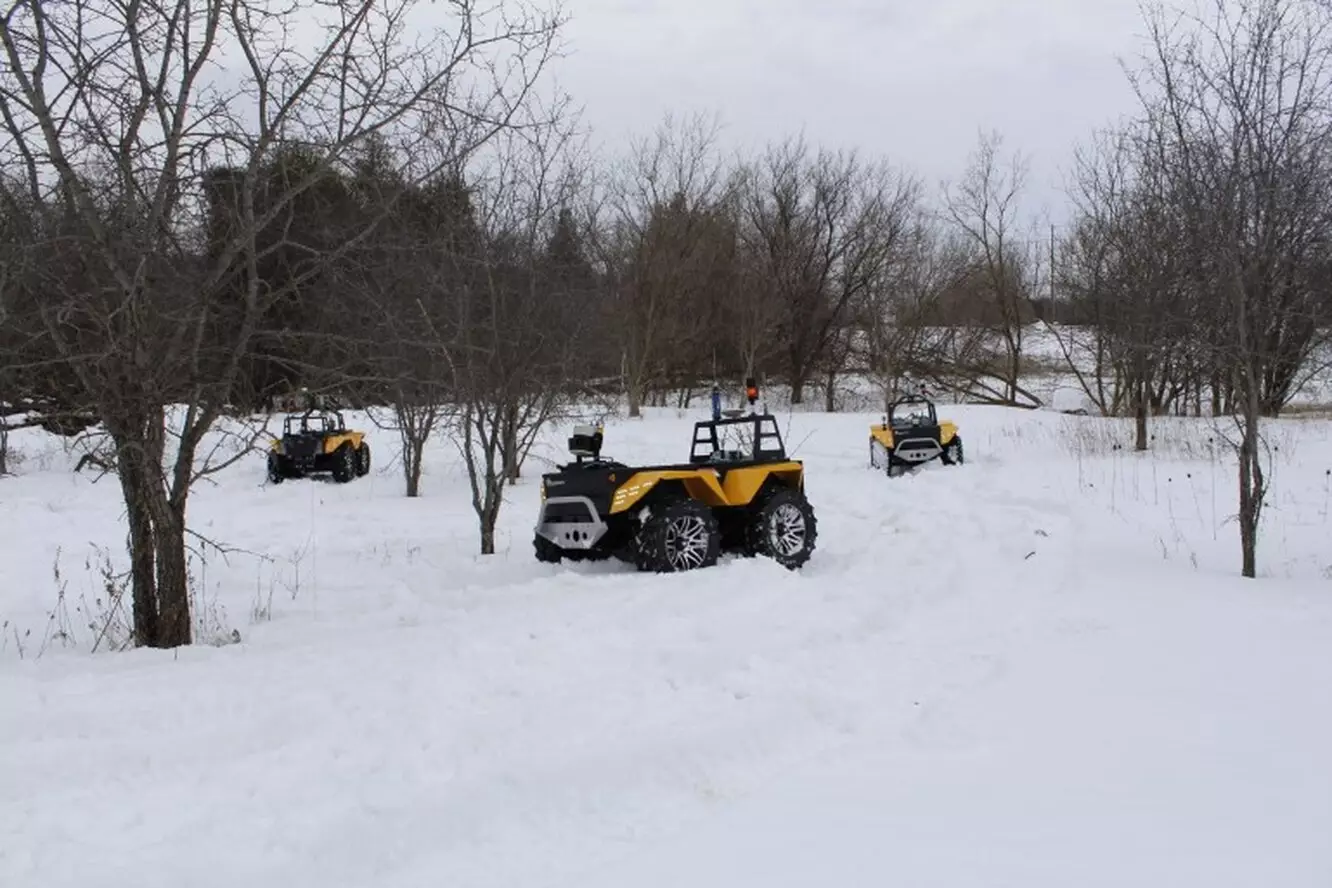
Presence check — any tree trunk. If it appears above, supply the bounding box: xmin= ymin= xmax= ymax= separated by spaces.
xmin=0 ymin=421 xmax=8 ymax=475
xmin=502 ymin=404 xmax=520 ymax=485
xmin=395 ymin=403 xmax=440 ymax=497
xmin=1259 ymin=351 xmax=1307 ymax=418
xmin=1134 ymin=377 xmax=1149 ymax=452
xmin=823 ymin=369 xmax=836 ymax=412
xmin=1237 ymin=386 xmax=1265 ymax=580
xmin=153 ymin=516 xmax=192 ymax=646
xmin=1223 ymin=369 xmax=1238 ymax=415
xmin=480 ymin=488 xmax=500 ymax=555
xmin=113 ymin=420 xmax=192 ymax=648
xmin=787 ymin=338 xmax=811 ymax=406
xmin=1237 ymin=414 xmax=1262 ymax=578
xmin=117 ymin=450 xmax=160 ymax=646
xmin=1260 ymin=391 xmax=1287 ymax=419
xmin=1150 ymin=377 xmax=1167 ymax=414
xmin=1006 ymin=342 xmax=1021 ymax=405
xmin=403 ymin=438 xmax=423 ymax=497
xmin=789 ymin=374 xmax=806 ymax=406
xmin=627 ymin=380 xmax=644 ymax=418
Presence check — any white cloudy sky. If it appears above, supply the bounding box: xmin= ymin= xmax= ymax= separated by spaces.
xmin=545 ymin=0 xmax=1151 ymax=224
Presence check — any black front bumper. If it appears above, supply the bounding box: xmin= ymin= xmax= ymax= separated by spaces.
xmin=278 ymin=435 xmax=328 ymax=470
xmin=534 ymin=495 xmax=610 ymax=550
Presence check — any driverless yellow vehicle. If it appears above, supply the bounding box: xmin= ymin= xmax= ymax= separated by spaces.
xmin=267 ymin=407 xmax=370 ymax=484
xmin=534 ymin=383 xmax=817 ymax=572
xmin=869 ymin=392 xmax=963 ymax=477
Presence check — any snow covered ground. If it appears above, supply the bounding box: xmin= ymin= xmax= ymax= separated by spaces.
xmin=2 ymin=402 xmax=1331 ymax=887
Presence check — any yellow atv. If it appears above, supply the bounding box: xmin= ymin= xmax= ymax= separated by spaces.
xmin=534 ymin=386 xmax=816 ymax=572
xmin=869 ymin=393 xmax=963 ymax=477
xmin=267 ymin=408 xmax=370 ymax=484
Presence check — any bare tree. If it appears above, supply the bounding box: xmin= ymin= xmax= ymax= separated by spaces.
xmin=344 ymin=164 xmax=479 ymax=498
xmin=858 ymin=214 xmax=968 ymax=410
xmin=367 ymin=294 xmax=456 ymax=498
xmin=0 ymin=0 xmax=565 ymax=646
xmin=721 ymin=228 xmax=784 ymax=382
xmin=941 ymin=131 xmax=1041 ymax=406
xmin=1051 ymin=130 xmax=1140 ymax=418
xmin=0 ymin=180 xmax=99 ymax=462
xmin=1059 ymin=124 xmax=1198 ymax=445
xmin=0 ymin=187 xmax=17 ymax=475
xmin=590 ymin=112 xmax=734 ymax=417
xmin=1129 ymin=0 xmax=1332 ymax=576
xmin=446 ymin=106 xmax=585 ymax=554
xmin=741 ymin=136 xmax=919 ymax=404
xmin=1049 ymin=220 xmax=1125 ymax=417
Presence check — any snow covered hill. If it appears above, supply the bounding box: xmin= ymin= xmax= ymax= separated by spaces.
xmin=2 ymin=404 xmax=1330 ymax=887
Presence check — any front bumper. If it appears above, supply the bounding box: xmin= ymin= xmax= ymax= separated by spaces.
xmin=893 ymin=436 xmax=943 ymax=463
xmin=870 ymin=436 xmax=941 ymax=467
xmin=534 ymin=495 xmax=610 ymax=550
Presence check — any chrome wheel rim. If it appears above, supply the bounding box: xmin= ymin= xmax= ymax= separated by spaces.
xmin=664 ymin=516 xmax=711 ymax=570
xmin=768 ymin=503 xmax=807 ymax=556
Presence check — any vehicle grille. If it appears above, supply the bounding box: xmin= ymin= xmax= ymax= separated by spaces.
xmin=283 ymin=436 xmax=320 ymax=458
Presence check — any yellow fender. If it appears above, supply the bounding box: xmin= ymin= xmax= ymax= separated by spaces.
xmin=610 ymin=470 xmax=728 ymax=513
xmin=609 ymin=461 xmax=806 ymax=513
xmin=322 ymin=431 xmax=364 ymax=454
xmin=869 ymin=421 xmax=958 ymax=448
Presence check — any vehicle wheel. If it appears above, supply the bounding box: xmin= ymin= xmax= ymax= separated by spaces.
xmin=331 ymin=444 xmax=356 ymax=483
xmin=267 ymin=452 xmax=285 ymax=484
xmin=941 ymin=436 xmax=964 ymax=466
xmin=533 ymin=534 xmax=562 ymax=563
xmin=749 ymin=487 xmax=817 ymax=569
xmin=356 ymin=443 xmax=371 ymax=477
xmin=635 ymin=498 xmax=720 ymax=573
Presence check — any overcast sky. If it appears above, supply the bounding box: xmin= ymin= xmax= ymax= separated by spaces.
xmin=546 ymin=0 xmax=1151 ymax=226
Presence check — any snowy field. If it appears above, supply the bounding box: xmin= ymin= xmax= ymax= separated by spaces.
xmin=2 ymin=397 xmax=1331 ymax=886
